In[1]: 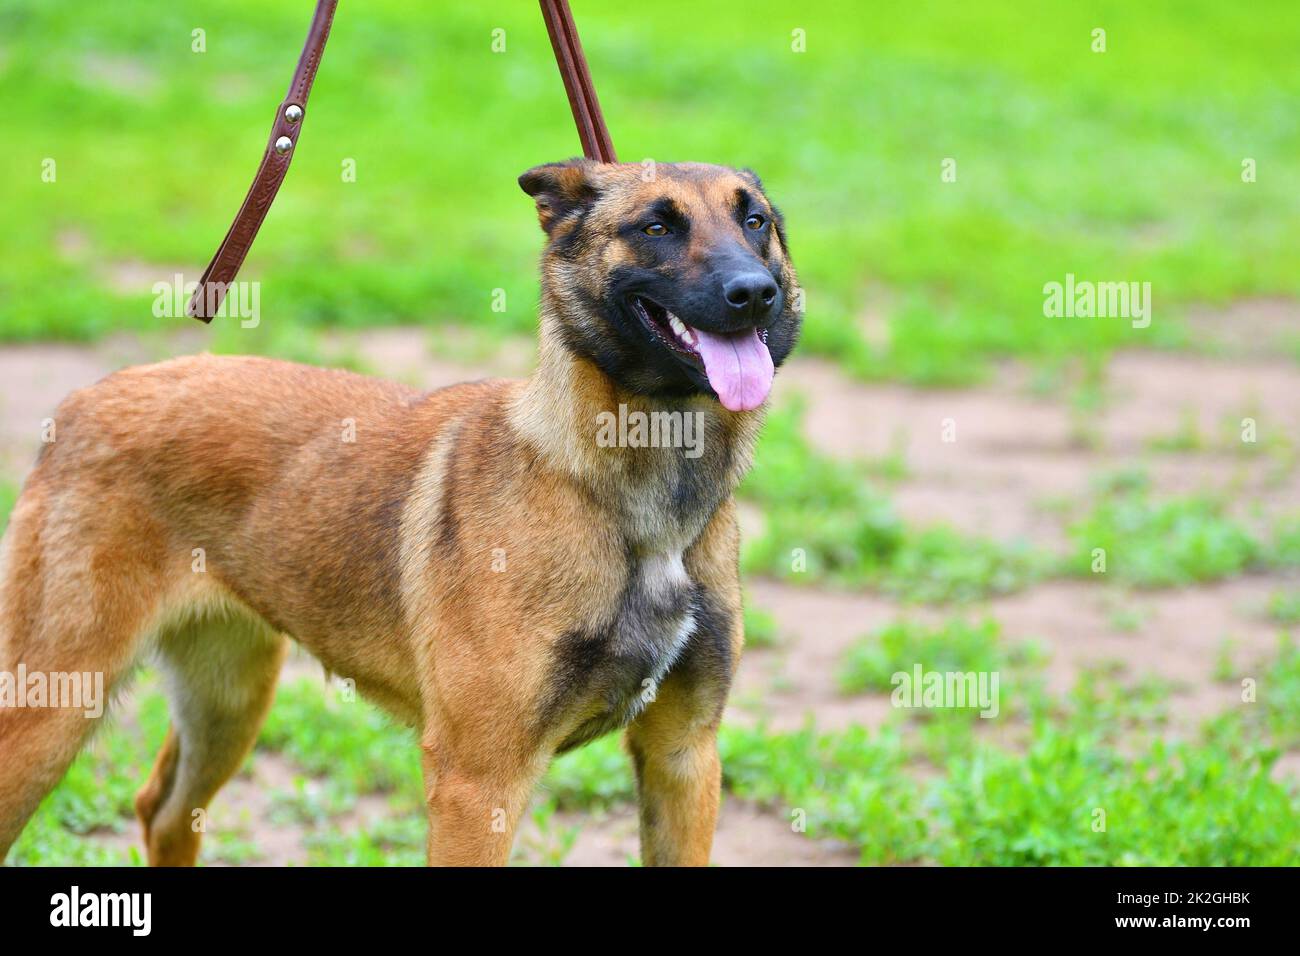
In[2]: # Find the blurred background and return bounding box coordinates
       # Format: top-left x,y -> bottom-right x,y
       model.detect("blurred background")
1,0 -> 1298,864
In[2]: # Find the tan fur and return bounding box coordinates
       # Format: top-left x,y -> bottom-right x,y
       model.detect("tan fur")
0,162 -> 796,866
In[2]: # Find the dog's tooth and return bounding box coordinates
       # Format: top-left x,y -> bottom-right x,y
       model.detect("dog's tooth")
664,311 -> 697,347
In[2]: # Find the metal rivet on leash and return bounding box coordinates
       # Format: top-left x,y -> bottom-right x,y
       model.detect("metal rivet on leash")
188,0 -> 614,322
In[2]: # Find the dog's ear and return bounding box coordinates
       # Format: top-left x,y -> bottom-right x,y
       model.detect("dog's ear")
518,159 -> 600,234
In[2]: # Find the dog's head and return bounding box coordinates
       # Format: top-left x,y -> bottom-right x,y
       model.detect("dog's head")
519,159 -> 800,412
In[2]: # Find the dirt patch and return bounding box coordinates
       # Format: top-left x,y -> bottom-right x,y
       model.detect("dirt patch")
0,344 -> 121,475
1102,351 -> 1300,454
777,357 -> 1086,547
101,261 -> 199,297
739,567 -> 1296,743
778,351 -> 1300,545
1184,299 -> 1300,360
79,53 -> 158,97
323,323 -> 533,387
515,799 -> 859,867
990,575 -> 1296,733
731,580 -> 903,732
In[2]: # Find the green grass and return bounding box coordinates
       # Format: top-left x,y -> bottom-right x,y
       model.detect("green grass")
1064,472 -> 1265,586
1260,634 -> 1300,746
742,603 -> 782,649
835,616 -> 1052,763
539,735 -> 635,811
933,725 -> 1297,865
837,617 -> 1046,695
1268,591 -> 1300,625
305,816 -> 426,867
5,680 -> 170,866
1211,633 -> 1300,749
10,640 -> 1300,867
1145,410 -> 1207,453
1063,665 -> 1174,738
2,0 -> 1297,382
721,680 -> 1300,865
258,678 -> 423,805
0,482 -> 19,534
721,722 -> 926,864
740,400 -> 1047,601
260,676 -> 644,815
1271,515 -> 1300,568
4,674 -> 637,867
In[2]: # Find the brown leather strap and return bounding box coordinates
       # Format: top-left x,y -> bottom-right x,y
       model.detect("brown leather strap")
539,0 -> 617,163
190,0 -> 617,323
188,1 -> 338,321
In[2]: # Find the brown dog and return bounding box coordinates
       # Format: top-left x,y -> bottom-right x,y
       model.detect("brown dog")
0,159 -> 800,866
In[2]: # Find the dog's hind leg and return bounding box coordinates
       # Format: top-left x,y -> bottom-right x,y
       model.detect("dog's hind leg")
134,606 -> 286,866
0,484 -> 164,861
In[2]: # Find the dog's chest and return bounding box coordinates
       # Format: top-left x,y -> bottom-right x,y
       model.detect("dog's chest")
615,551 -> 696,677
550,550 -> 697,751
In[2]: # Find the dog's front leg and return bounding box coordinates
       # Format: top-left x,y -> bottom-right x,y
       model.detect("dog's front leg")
419,726 -> 546,867
626,700 -> 722,867
625,616 -> 736,867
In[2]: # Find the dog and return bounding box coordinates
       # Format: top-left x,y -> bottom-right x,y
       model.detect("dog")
0,159 -> 800,866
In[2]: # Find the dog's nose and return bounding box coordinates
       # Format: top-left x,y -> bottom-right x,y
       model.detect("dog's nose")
722,272 -> 778,320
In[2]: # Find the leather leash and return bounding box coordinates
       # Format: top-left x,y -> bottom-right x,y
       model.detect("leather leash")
188,1 -> 337,320
188,0 -> 616,323
539,0 -> 617,163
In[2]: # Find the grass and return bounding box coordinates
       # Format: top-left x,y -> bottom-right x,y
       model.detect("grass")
3,1 -> 1298,868
722,666 -> 1300,865
1258,634 -> 1300,746
933,725 -> 1297,865
3,0 -> 1298,384
837,617 -> 1046,695
1064,470 -> 1267,586
1268,591 -> 1300,625
0,482 -> 19,535
539,735 -> 636,811
305,816 -> 426,868
740,400 -> 1046,601
258,678 -> 422,805
742,603 -> 782,649
12,628 -> 1300,867
5,680 -> 169,866
1271,515 -> 1300,568
4,674 -> 640,867
1209,633 -> 1300,749
1145,410 -> 1207,453
721,722 -> 926,864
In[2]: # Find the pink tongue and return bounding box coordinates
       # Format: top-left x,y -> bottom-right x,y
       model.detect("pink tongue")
691,326 -> 775,412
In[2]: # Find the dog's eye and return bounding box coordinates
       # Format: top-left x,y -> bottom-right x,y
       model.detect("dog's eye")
643,223 -> 668,237
745,214 -> 766,231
